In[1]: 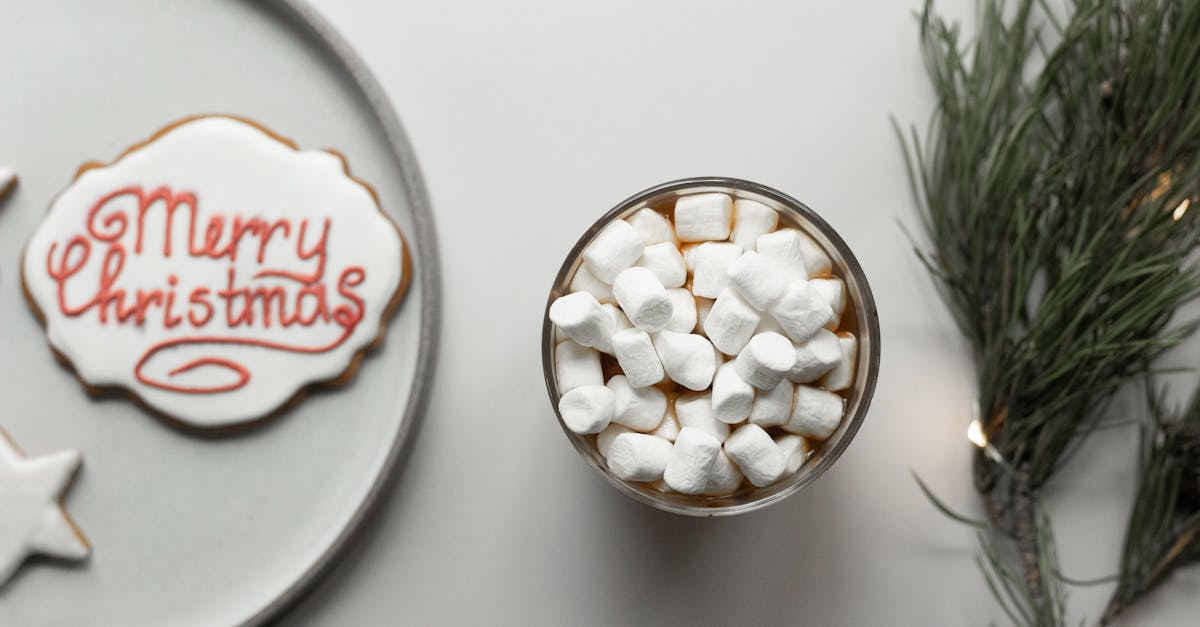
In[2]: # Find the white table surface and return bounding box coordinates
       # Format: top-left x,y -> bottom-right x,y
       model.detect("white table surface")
286,1 -> 1199,624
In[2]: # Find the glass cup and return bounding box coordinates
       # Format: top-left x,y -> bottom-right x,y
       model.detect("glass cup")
542,177 -> 880,516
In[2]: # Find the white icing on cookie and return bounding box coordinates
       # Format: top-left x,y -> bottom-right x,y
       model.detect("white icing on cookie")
21,116 -> 407,428
0,429 -> 90,586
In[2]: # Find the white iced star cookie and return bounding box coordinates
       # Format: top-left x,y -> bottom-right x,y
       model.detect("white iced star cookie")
0,166 -> 15,202
0,427 -> 90,587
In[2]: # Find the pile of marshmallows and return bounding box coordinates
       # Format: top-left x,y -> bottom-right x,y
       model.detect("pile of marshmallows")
551,192 -> 857,497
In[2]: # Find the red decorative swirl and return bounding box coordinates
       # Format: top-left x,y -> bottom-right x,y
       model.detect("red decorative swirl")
134,327 -> 353,394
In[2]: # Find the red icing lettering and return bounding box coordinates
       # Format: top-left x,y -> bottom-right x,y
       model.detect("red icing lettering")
42,185 -> 374,395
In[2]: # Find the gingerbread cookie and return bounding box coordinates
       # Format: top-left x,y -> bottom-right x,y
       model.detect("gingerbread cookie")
21,116 -> 411,429
0,427 -> 90,587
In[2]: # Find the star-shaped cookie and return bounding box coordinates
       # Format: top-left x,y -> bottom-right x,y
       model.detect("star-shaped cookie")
0,427 -> 90,587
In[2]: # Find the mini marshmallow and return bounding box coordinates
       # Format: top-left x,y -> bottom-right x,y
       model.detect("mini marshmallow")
653,331 -> 718,391
602,303 -> 633,333
674,193 -> 733,242
820,334 -> 858,392
665,288 -> 698,333
703,289 -> 761,355
663,427 -> 722,494
756,229 -> 809,283
596,423 -> 633,457
749,379 -> 793,427
549,291 -> 614,353
734,332 -> 796,390
810,277 -> 845,329
606,433 -> 673,482
798,232 -> 832,277
785,385 -> 845,440
724,424 -> 786,487
674,392 -> 731,441
712,361 -> 754,424
555,339 -> 603,392
612,267 -> 674,332
682,243 -> 701,271
727,250 -> 786,310
607,375 -> 667,431
558,385 -> 615,434
755,314 -> 786,336
731,198 -> 778,250
774,433 -> 809,474
569,266 -> 613,304
770,280 -> 833,343
583,219 -> 644,282
627,207 -> 675,245
612,328 -> 665,388
694,297 -> 714,332
788,328 -> 842,383
636,242 -> 687,288
690,242 -> 742,299
704,450 -> 745,496
651,402 -> 681,442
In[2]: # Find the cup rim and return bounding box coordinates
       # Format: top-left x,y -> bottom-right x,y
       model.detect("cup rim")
542,176 -> 881,516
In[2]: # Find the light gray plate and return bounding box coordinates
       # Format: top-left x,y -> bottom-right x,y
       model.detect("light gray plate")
0,1 -> 438,625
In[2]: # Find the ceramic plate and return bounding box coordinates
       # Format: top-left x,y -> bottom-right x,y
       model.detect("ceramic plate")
0,1 -> 438,624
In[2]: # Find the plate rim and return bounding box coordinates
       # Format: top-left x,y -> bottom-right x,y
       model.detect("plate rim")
244,1 -> 441,624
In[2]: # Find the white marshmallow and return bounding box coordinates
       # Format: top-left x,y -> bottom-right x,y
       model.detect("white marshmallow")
583,220 -> 644,282
665,288 -> 698,333
602,303 -> 633,333
724,424 -> 787,487
663,427 -> 721,494
749,379 -> 793,427
674,392 -> 731,441
756,229 -> 809,283
731,198 -> 778,250
785,385 -> 844,440
694,297 -> 714,332
555,339 -> 603,392
755,314 -> 786,336
651,402 -> 681,441
770,280 -> 833,343
704,450 -> 745,496
788,328 -> 842,383
727,250 -> 786,310
682,243 -> 701,271
703,289 -> 761,355
798,232 -> 832,277
734,332 -> 796,390
820,334 -> 858,392
549,291 -> 614,353
712,361 -> 754,424
612,267 -> 674,332
606,433 -> 673,482
569,266 -> 613,303
558,385 -> 615,434
636,241 -> 687,288
607,375 -> 667,431
611,328 -> 665,388
690,242 -> 742,299
674,193 -> 733,242
627,207 -> 675,245
596,423 -> 633,457
774,433 -> 809,474
810,277 -> 845,329
652,331 -> 718,391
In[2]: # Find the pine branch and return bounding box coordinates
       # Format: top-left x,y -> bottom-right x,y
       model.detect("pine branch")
900,0 -> 1200,624
1102,385 -> 1200,624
